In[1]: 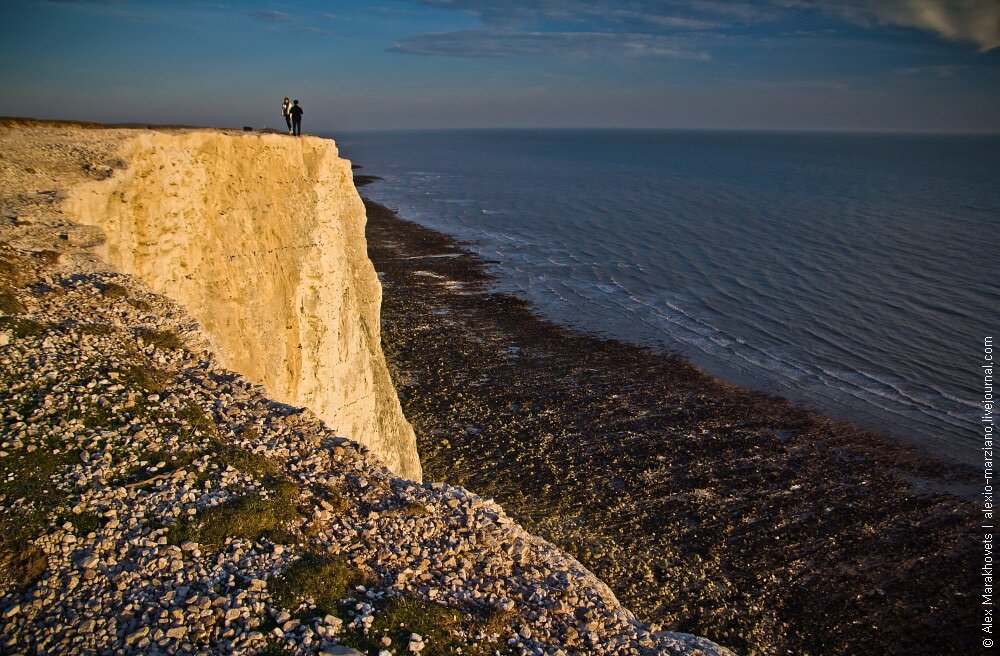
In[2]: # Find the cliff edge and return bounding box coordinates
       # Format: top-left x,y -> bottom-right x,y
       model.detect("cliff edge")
65,130 -> 421,482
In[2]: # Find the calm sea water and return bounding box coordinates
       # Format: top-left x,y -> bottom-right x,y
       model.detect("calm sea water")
334,129 -> 999,466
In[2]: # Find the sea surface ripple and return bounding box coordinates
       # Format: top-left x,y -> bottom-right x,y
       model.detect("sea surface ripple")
338,129 -> 1000,466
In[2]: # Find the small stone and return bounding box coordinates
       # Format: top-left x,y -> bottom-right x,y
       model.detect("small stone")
321,647 -> 366,656
165,626 -> 186,639
79,554 -> 99,569
125,627 -> 149,644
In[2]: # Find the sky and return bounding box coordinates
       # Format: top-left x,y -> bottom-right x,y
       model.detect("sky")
0,0 -> 998,132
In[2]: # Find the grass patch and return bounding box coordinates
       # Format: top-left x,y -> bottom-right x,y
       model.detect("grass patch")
270,551 -> 368,619
0,256 -> 20,283
32,250 -> 60,265
0,289 -> 24,315
176,403 -> 217,438
215,442 -> 279,479
115,449 -> 200,488
323,487 -> 350,514
70,398 -> 117,430
338,597 -> 507,656
0,443 -> 80,520
77,322 -> 114,336
136,327 -> 183,350
0,442 -> 81,589
100,282 -> 128,300
120,363 -> 170,393
400,500 -> 430,517
64,511 -> 104,535
256,639 -> 296,656
0,316 -> 45,338
0,544 -> 47,592
265,552 -> 510,656
167,478 -> 301,550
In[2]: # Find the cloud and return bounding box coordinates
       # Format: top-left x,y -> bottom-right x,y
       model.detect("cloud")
777,0 -> 1000,51
247,10 -> 292,23
898,64 -> 956,76
402,1 -> 999,51
403,0 -> 769,29
388,1 -> 755,60
389,28 -> 711,60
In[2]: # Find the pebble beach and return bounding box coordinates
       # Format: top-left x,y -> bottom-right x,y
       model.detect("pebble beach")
362,186 -> 980,656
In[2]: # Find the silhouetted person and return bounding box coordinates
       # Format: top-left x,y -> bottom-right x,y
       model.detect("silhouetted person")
281,97 -> 292,134
290,100 -> 303,136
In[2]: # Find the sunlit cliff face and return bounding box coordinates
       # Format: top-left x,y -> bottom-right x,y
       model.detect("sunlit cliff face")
66,131 -> 422,481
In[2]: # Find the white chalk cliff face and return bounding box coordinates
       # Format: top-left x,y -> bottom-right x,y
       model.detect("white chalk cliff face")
66,131 -> 422,481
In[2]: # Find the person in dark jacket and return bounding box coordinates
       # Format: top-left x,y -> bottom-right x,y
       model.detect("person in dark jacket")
290,100 -> 303,136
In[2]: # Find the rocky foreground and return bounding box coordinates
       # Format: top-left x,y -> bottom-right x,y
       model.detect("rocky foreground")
0,122 -> 732,655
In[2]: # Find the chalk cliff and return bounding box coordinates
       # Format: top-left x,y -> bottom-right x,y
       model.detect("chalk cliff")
66,132 -> 421,481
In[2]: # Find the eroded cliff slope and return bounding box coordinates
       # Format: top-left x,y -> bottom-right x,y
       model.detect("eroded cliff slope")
65,131 -> 421,481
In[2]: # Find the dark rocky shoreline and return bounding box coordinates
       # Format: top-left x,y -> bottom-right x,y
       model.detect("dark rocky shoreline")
362,191 -> 979,656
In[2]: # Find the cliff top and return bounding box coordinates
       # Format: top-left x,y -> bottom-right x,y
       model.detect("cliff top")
0,124 -> 732,655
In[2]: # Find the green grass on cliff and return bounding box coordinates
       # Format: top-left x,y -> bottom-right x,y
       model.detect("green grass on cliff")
271,551 -> 368,619
266,550 -> 511,656
167,478 -> 301,550
136,326 -> 184,350
0,289 -> 24,315
0,438 -> 82,589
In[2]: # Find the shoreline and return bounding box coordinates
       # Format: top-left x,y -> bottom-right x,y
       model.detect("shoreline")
362,190 -> 978,655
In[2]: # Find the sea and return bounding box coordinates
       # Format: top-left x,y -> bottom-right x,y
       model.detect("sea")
332,129 -> 1000,467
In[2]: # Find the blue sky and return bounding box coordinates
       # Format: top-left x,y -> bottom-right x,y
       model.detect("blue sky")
1,0 -> 998,132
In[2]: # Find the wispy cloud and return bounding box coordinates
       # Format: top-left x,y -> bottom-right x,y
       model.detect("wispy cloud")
898,64 -> 956,77
405,0 -> 768,29
777,0 -> 1000,51
389,1 -> 752,60
247,10 -> 292,23
296,26 -> 331,36
389,28 -> 711,60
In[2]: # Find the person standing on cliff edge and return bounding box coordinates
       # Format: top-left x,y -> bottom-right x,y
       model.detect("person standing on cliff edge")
281,97 -> 292,134
290,100 -> 303,136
